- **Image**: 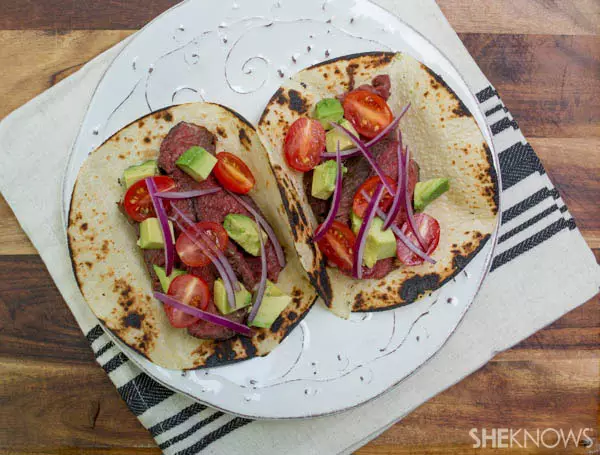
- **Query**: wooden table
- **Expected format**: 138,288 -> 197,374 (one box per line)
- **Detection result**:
0,1 -> 598,454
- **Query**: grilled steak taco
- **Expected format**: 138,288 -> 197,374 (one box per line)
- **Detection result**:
258,52 -> 498,318
68,103 -> 316,370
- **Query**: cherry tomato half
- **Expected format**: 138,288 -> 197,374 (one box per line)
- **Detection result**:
123,176 -> 176,222
396,213 -> 440,266
343,90 -> 394,139
213,152 -> 256,194
316,221 -> 356,273
164,274 -> 210,328
284,118 -> 325,172
352,175 -> 397,218
176,221 -> 229,267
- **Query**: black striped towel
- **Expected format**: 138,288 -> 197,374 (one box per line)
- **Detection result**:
0,1 -> 598,454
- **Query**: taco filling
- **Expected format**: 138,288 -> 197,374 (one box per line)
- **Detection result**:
120,121 -> 289,340
283,75 -> 449,280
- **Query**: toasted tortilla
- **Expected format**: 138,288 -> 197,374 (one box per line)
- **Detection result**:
68,103 -> 317,370
257,52 -> 498,318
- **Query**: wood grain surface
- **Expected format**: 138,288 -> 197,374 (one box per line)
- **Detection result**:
0,1 -> 598,454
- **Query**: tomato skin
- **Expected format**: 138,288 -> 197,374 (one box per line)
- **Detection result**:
343,90 -> 394,139
213,152 -> 256,194
396,213 -> 440,266
284,118 -> 325,172
352,176 -> 397,218
164,275 -> 210,328
316,221 -> 356,273
176,222 -> 229,267
123,176 -> 176,222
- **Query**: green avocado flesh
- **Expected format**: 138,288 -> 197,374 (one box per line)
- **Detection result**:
325,119 -> 358,155
250,281 -> 291,329
137,218 -> 174,249
311,160 -> 347,200
313,98 -> 344,130
176,146 -> 217,182
122,160 -> 158,189
414,178 -> 450,212
223,214 -> 266,256
152,266 -> 186,293
214,279 -> 252,315
351,213 -> 396,268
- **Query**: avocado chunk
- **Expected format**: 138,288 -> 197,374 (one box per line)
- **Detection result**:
214,279 -> 252,315
176,146 -> 217,182
325,119 -> 358,155
311,160 -> 348,200
351,213 -> 396,268
414,178 -> 450,212
250,281 -> 291,329
122,160 -> 159,189
223,214 -> 266,256
137,218 -> 175,249
313,98 -> 344,130
152,265 -> 186,292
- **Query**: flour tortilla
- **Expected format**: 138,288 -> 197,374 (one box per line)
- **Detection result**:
257,52 -> 498,318
68,103 -> 317,370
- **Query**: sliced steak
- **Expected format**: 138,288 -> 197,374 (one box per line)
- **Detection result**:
225,243 -> 259,289
338,74 -> 391,103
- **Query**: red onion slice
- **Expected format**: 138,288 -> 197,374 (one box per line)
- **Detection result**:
330,122 -> 395,196
248,216 -> 268,324
402,147 -> 428,250
170,205 -> 240,308
145,177 -> 175,276
354,184 -> 385,279
321,103 -> 411,159
313,141 -> 343,241
361,190 -> 436,264
154,292 -> 252,337
226,191 -> 286,268
156,188 -> 221,199
382,133 -> 404,230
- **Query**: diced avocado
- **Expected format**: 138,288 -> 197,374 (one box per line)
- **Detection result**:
326,119 -> 358,155
122,160 -> 158,189
137,218 -> 175,249
176,146 -> 217,182
310,160 -> 348,200
313,98 -> 344,130
214,279 -> 252,315
152,265 -> 186,293
414,178 -> 450,212
250,282 -> 291,329
223,214 -> 266,256
351,214 -> 396,268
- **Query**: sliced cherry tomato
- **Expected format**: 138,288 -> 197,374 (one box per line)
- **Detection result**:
396,213 -> 440,266
316,221 -> 356,273
213,152 -> 256,194
352,175 -> 397,218
164,274 -> 210,328
176,221 -> 229,267
284,118 -> 325,172
343,90 -> 394,139
123,176 -> 175,222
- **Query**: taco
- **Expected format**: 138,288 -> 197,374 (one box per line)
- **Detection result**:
68,103 -> 317,370
257,52 -> 498,318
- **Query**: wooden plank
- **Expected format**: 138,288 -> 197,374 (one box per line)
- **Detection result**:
0,0 -> 597,34
438,0 -> 600,36
459,34 -> 600,138
0,30 -> 134,120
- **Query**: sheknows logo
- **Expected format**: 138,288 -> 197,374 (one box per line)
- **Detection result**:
469,428 -> 595,449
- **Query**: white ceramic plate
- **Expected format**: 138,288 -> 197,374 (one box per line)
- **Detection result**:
63,0 -> 500,419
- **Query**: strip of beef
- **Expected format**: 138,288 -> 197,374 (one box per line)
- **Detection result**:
186,264 -> 247,340
142,248 -> 165,292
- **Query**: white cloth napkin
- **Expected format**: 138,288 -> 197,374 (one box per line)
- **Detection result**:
1,1 -> 598,454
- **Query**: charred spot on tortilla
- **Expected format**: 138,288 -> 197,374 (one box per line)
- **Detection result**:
288,89 -> 309,114
452,233 -> 490,271
308,264 -> 333,306
275,88 -> 288,105
216,126 -> 227,138
482,143 -> 500,214
399,273 -> 441,304
239,336 -> 258,358
144,137 -> 151,143
420,63 -> 472,119
164,112 -> 173,122
238,127 -> 252,150
122,312 -> 144,329
288,311 -> 298,321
